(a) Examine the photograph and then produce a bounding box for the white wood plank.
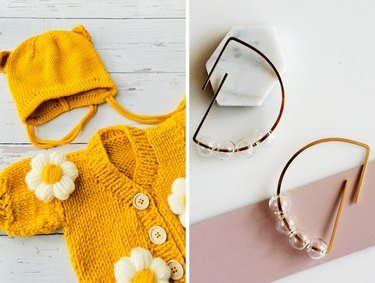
[0,72,185,143]
[0,144,85,168]
[1,0,185,19]
[0,231,63,236]
[0,235,77,283]
[0,19,185,73]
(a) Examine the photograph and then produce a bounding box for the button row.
[133,193,184,280]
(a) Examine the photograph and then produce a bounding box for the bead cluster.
[268,194,328,259]
[196,129,275,160]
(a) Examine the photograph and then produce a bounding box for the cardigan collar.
[86,124,158,203]
[85,110,185,202]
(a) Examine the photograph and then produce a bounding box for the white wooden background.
[0,1,185,282]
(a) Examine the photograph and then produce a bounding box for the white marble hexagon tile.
[0,1,185,282]
[205,25,286,106]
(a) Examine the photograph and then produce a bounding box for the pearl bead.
[307,238,327,259]
[236,138,255,158]
[289,231,309,250]
[276,216,295,235]
[216,140,236,161]
[196,136,214,157]
[268,194,290,214]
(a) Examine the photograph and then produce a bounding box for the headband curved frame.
[277,137,370,203]
[193,36,285,153]
[274,137,370,256]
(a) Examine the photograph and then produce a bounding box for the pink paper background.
[190,161,375,282]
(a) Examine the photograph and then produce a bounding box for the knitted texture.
[0,25,185,149]
[0,25,118,148]
[1,25,117,126]
[0,110,186,282]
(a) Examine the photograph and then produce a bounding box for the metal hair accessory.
[269,138,370,259]
[193,36,285,160]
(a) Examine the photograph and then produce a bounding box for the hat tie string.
[106,96,185,125]
[26,105,98,149]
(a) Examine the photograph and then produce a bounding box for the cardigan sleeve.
[0,158,65,236]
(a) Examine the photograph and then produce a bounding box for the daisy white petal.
[53,183,69,201]
[179,212,186,228]
[167,195,185,215]
[35,183,54,202]
[150,257,171,280]
[49,151,66,165]
[53,176,75,200]
[130,247,153,271]
[25,170,42,190]
[168,178,186,229]
[30,154,48,171]
[61,161,79,179]
[114,257,137,283]
[172,178,186,195]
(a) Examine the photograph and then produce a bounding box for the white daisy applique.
[167,177,186,228]
[114,247,171,283]
[25,152,79,202]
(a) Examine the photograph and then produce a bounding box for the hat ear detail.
[72,25,92,42]
[0,51,11,73]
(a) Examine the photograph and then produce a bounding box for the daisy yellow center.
[132,269,157,283]
[183,195,186,206]
[42,164,63,184]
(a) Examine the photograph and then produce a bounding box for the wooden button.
[133,193,150,210]
[149,226,167,245]
[168,260,184,280]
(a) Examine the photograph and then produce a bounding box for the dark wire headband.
[193,37,285,157]
[270,137,370,259]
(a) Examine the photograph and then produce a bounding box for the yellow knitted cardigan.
[0,110,186,282]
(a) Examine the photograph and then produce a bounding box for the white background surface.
[0,1,185,282]
[190,0,375,282]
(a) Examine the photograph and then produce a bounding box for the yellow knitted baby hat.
[0,25,185,149]
[0,25,116,148]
